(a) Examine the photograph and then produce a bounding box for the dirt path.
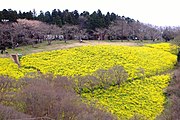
[0,40,141,58]
[30,40,140,53]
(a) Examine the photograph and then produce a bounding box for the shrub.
[0,104,31,120]
[73,65,128,94]
[108,66,128,87]
[15,75,117,120]
[0,76,21,105]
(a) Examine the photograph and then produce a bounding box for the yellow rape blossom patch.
[0,58,24,79]
[0,43,177,79]
[145,42,179,55]
[0,58,37,79]
[20,45,177,79]
[82,75,171,120]
[0,43,178,119]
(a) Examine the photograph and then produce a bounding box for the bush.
[0,104,31,120]
[73,65,128,94]
[0,76,21,105]
[171,35,180,46]
[14,75,117,120]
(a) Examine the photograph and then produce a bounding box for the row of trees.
[0,9,117,29]
[0,19,63,49]
[1,8,180,51]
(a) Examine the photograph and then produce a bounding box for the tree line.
[1,8,180,52]
[0,9,117,29]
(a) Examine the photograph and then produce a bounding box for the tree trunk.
[10,35,15,49]
[47,40,51,45]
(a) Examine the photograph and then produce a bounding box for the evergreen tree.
[72,10,79,24]
[51,9,62,26]
[80,11,90,17]
[37,11,45,22]
[32,9,37,19]
[44,11,52,23]
[1,9,18,22]
[18,11,23,19]
[62,9,68,24]
[110,12,116,21]
[105,12,111,27]
[52,9,58,19]
[2,9,9,20]
[26,11,33,20]
[57,9,64,25]
[0,11,2,22]
[87,10,106,30]
[52,9,58,24]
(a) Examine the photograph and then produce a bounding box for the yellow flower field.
[0,42,178,119]
[145,42,179,55]
[1,43,176,80]
[20,44,177,80]
[0,58,24,79]
[0,58,37,79]
[82,75,170,120]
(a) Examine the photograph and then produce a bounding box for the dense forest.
[0,9,180,50]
